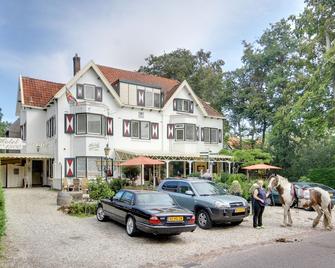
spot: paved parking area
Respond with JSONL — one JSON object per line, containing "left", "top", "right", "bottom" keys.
{"left": 1, "top": 188, "right": 331, "bottom": 268}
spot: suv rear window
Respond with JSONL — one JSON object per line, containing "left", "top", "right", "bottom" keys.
{"left": 162, "top": 181, "right": 178, "bottom": 192}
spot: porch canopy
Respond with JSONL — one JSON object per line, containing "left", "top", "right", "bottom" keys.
{"left": 119, "top": 156, "right": 164, "bottom": 166}
{"left": 241, "top": 163, "right": 282, "bottom": 170}
{"left": 119, "top": 156, "right": 164, "bottom": 187}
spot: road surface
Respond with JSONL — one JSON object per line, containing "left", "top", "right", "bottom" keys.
{"left": 196, "top": 230, "right": 335, "bottom": 268}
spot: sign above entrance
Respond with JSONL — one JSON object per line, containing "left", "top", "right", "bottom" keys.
{"left": 0, "top": 138, "right": 25, "bottom": 150}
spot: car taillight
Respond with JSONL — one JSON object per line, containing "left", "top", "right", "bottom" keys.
{"left": 149, "top": 216, "right": 161, "bottom": 225}
{"left": 188, "top": 215, "right": 195, "bottom": 224}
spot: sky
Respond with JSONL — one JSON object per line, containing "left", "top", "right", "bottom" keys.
{"left": 0, "top": 0, "right": 305, "bottom": 122}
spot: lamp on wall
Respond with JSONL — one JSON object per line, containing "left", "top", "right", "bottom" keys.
{"left": 104, "top": 143, "right": 111, "bottom": 181}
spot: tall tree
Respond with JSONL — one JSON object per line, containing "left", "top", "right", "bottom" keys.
{"left": 139, "top": 49, "right": 225, "bottom": 110}
{"left": 0, "top": 108, "right": 9, "bottom": 137}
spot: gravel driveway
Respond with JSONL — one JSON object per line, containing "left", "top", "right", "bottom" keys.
{"left": 1, "top": 188, "right": 332, "bottom": 268}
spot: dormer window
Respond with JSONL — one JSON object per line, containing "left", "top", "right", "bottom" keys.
{"left": 173, "top": 98, "right": 194, "bottom": 113}
{"left": 76, "top": 84, "right": 102, "bottom": 102}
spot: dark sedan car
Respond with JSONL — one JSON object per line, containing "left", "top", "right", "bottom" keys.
{"left": 96, "top": 189, "right": 197, "bottom": 236}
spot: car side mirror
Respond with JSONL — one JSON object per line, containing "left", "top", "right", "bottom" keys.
{"left": 185, "top": 190, "right": 194, "bottom": 196}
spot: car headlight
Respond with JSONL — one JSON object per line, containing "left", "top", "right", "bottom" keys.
{"left": 214, "top": 201, "right": 230, "bottom": 208}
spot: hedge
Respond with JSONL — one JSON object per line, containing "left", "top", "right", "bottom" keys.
{"left": 307, "top": 168, "right": 335, "bottom": 188}
{"left": 0, "top": 185, "right": 5, "bottom": 238}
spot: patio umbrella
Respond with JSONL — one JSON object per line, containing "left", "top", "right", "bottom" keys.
{"left": 119, "top": 156, "right": 164, "bottom": 186}
{"left": 241, "top": 163, "right": 282, "bottom": 179}
{"left": 241, "top": 163, "right": 282, "bottom": 170}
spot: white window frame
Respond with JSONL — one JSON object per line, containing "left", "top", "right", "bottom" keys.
{"left": 140, "top": 121, "right": 150, "bottom": 140}
{"left": 131, "top": 121, "right": 140, "bottom": 138}
{"left": 83, "top": 84, "right": 96, "bottom": 100}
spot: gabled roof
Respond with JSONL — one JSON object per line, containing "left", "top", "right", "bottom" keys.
{"left": 21, "top": 77, "right": 64, "bottom": 107}
{"left": 19, "top": 62, "right": 223, "bottom": 117}
{"left": 97, "top": 65, "right": 180, "bottom": 103}
{"left": 199, "top": 98, "right": 222, "bottom": 117}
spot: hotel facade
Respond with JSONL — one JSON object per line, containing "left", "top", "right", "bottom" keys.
{"left": 0, "top": 55, "right": 232, "bottom": 189}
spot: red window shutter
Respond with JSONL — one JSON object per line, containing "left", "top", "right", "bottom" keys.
{"left": 137, "top": 89, "right": 145, "bottom": 106}
{"left": 190, "top": 101, "right": 194, "bottom": 113}
{"left": 65, "top": 158, "right": 76, "bottom": 177}
{"left": 151, "top": 123, "right": 159, "bottom": 139}
{"left": 107, "top": 117, "right": 113, "bottom": 135}
{"left": 64, "top": 114, "right": 75, "bottom": 134}
{"left": 95, "top": 87, "right": 103, "bottom": 102}
{"left": 123, "top": 120, "right": 131, "bottom": 137}
{"left": 167, "top": 124, "right": 174, "bottom": 139}
{"left": 77, "top": 84, "right": 84, "bottom": 99}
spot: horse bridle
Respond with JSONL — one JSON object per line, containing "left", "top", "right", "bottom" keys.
{"left": 269, "top": 176, "right": 280, "bottom": 192}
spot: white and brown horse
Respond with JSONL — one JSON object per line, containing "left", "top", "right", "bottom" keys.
{"left": 303, "top": 187, "right": 333, "bottom": 231}
{"left": 268, "top": 174, "right": 297, "bottom": 227}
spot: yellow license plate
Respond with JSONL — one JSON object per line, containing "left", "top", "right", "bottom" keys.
{"left": 167, "top": 216, "right": 184, "bottom": 222}
{"left": 235, "top": 207, "right": 245, "bottom": 213}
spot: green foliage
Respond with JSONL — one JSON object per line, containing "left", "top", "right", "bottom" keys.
{"left": 307, "top": 168, "right": 335, "bottom": 188}
{"left": 109, "top": 178, "right": 127, "bottom": 193}
{"left": 0, "top": 108, "right": 9, "bottom": 137}
{"left": 122, "top": 166, "right": 140, "bottom": 179}
{"left": 0, "top": 184, "right": 5, "bottom": 238}
{"left": 188, "top": 172, "right": 201, "bottom": 177}
{"left": 232, "top": 149, "right": 272, "bottom": 167}
{"left": 139, "top": 48, "right": 225, "bottom": 110}
{"left": 88, "top": 177, "right": 114, "bottom": 200}
{"left": 68, "top": 201, "right": 97, "bottom": 216}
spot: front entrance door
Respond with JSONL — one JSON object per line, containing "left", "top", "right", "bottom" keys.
{"left": 32, "top": 160, "right": 43, "bottom": 186}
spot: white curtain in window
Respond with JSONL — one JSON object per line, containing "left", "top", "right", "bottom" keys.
{"left": 87, "top": 114, "right": 101, "bottom": 134}
{"left": 140, "top": 121, "right": 150, "bottom": 139}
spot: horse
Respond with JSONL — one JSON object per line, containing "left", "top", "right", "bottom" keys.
{"left": 268, "top": 174, "right": 297, "bottom": 227}
{"left": 303, "top": 187, "right": 333, "bottom": 231}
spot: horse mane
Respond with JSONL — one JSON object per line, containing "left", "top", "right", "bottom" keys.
{"left": 269, "top": 174, "right": 290, "bottom": 187}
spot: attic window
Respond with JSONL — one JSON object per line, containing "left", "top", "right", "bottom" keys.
{"left": 76, "top": 84, "right": 102, "bottom": 102}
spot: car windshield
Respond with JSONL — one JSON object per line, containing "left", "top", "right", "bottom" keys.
{"left": 136, "top": 193, "right": 175, "bottom": 206}
{"left": 192, "top": 181, "right": 226, "bottom": 196}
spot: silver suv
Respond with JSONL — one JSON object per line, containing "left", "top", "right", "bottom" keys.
{"left": 157, "top": 178, "right": 250, "bottom": 229}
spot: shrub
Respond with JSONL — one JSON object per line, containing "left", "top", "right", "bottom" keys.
{"left": 88, "top": 177, "right": 114, "bottom": 200}
{"left": 109, "top": 178, "right": 127, "bottom": 192}
{"left": 189, "top": 172, "right": 201, "bottom": 178}
{"left": 68, "top": 201, "right": 98, "bottom": 216}
{"left": 307, "top": 168, "right": 335, "bottom": 188}
{"left": 0, "top": 185, "right": 5, "bottom": 238}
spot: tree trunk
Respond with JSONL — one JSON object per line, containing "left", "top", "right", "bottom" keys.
{"left": 261, "top": 121, "right": 267, "bottom": 148}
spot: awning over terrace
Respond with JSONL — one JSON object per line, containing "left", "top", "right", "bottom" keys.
{"left": 0, "top": 153, "right": 52, "bottom": 159}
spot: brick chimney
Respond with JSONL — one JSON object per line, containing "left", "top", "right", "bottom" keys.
{"left": 73, "top": 53, "right": 81, "bottom": 75}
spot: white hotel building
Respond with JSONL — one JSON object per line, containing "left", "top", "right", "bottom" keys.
{"left": 0, "top": 55, "right": 232, "bottom": 189}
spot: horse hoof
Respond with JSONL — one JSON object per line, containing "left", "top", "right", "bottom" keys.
{"left": 280, "top": 224, "right": 287, "bottom": 227}
{"left": 287, "top": 223, "right": 292, "bottom": 227}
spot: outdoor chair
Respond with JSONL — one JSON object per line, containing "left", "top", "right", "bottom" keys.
{"left": 62, "top": 177, "right": 70, "bottom": 191}
{"left": 72, "top": 178, "right": 81, "bottom": 191}
{"left": 81, "top": 177, "right": 89, "bottom": 194}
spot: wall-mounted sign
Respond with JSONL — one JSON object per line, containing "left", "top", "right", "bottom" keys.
{"left": 0, "top": 138, "right": 25, "bottom": 150}
{"left": 88, "top": 142, "right": 100, "bottom": 152}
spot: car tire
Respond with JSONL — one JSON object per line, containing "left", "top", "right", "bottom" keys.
{"left": 196, "top": 209, "right": 212, "bottom": 229}
{"left": 126, "top": 216, "right": 138, "bottom": 237}
{"left": 96, "top": 206, "right": 107, "bottom": 222}
{"left": 230, "top": 220, "right": 243, "bottom": 226}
